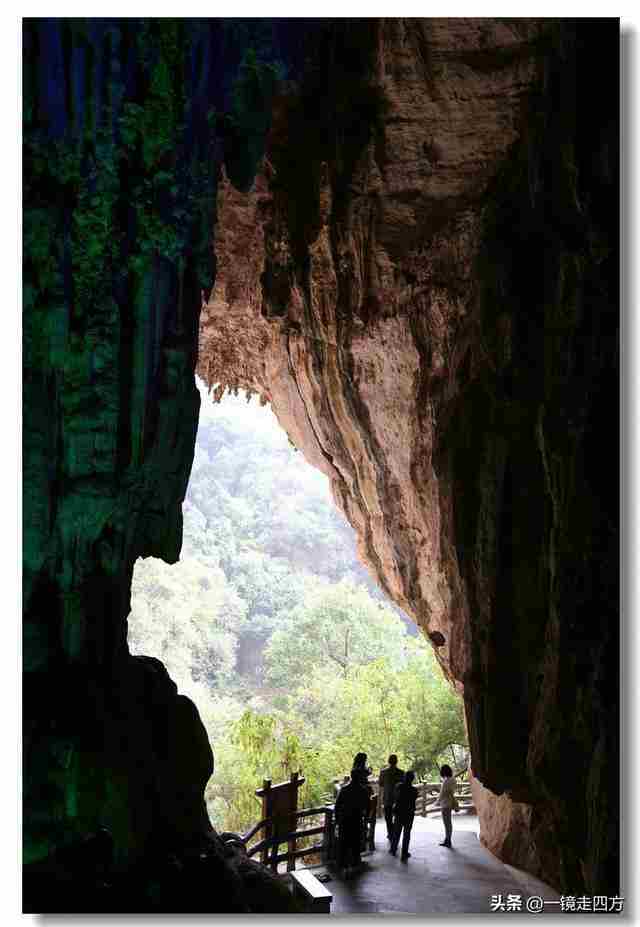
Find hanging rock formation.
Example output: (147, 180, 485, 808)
(22, 16, 618, 910)
(22, 18, 307, 912)
(199, 18, 619, 895)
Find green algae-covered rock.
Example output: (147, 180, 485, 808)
(23, 17, 321, 911)
(21, 18, 299, 910)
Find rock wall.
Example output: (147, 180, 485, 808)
(22, 18, 308, 912)
(22, 16, 618, 908)
(23, 19, 209, 873)
(198, 18, 619, 894)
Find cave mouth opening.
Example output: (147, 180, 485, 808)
(128, 378, 467, 835)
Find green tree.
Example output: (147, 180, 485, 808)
(264, 580, 408, 685)
(128, 553, 244, 689)
(128, 381, 467, 833)
(396, 639, 467, 776)
(289, 653, 464, 777)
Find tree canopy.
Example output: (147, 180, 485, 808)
(264, 580, 409, 684)
(128, 380, 467, 833)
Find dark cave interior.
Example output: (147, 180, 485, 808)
(22, 17, 619, 913)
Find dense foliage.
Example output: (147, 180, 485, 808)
(129, 381, 466, 833)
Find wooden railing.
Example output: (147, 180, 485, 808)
(332, 772, 475, 818)
(415, 779, 475, 816)
(240, 805, 337, 873)
(229, 794, 378, 873)
(222, 771, 473, 874)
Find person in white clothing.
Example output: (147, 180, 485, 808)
(435, 764, 459, 847)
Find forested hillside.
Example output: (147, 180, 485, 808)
(128, 380, 466, 832)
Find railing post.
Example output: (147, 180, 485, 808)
(321, 807, 335, 866)
(374, 781, 383, 818)
(287, 771, 299, 872)
(260, 779, 271, 867)
(255, 770, 305, 874)
(270, 835, 279, 873)
(367, 792, 376, 851)
(422, 782, 427, 817)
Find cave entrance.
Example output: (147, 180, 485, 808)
(128, 378, 467, 835)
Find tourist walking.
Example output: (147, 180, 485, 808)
(435, 764, 460, 848)
(378, 754, 404, 842)
(390, 770, 418, 861)
(334, 765, 369, 876)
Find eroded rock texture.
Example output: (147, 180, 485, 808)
(199, 18, 619, 894)
(22, 18, 215, 905)
(22, 18, 307, 912)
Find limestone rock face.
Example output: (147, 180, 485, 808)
(22, 16, 618, 909)
(199, 19, 619, 894)
(22, 18, 311, 912)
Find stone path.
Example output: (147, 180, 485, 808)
(318, 816, 561, 915)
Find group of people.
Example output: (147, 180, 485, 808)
(379, 755, 459, 858)
(333, 752, 459, 875)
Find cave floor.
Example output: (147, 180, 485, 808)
(315, 816, 561, 915)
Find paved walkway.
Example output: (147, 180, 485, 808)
(321, 816, 561, 915)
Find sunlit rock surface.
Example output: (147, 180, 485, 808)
(199, 18, 619, 895)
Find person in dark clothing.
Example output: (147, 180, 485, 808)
(390, 770, 418, 861)
(334, 768, 369, 875)
(378, 754, 405, 841)
(352, 752, 373, 800)
(352, 752, 372, 779)
(351, 752, 374, 853)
